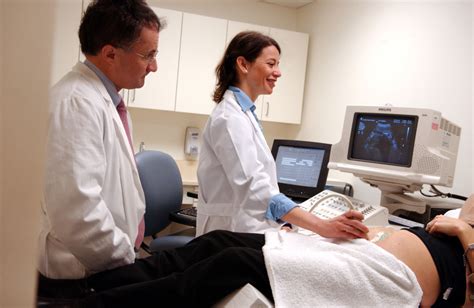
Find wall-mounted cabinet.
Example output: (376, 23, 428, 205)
(262, 28, 309, 124)
(50, 1, 83, 86)
(129, 7, 182, 111)
(50, 4, 309, 124)
(79, 0, 93, 63)
(174, 13, 227, 115)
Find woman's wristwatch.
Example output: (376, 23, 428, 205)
(464, 243, 474, 268)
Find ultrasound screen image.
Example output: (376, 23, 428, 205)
(350, 113, 418, 166)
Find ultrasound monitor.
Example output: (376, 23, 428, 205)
(350, 113, 417, 167)
(329, 106, 461, 214)
(271, 139, 331, 201)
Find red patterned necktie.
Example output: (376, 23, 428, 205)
(117, 100, 145, 250)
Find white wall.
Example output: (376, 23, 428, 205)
(1, 0, 53, 306)
(297, 0, 472, 204)
(130, 108, 300, 159)
(131, 1, 301, 159)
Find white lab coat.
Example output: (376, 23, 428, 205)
(197, 90, 281, 235)
(38, 62, 145, 279)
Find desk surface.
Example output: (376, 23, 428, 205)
(175, 160, 198, 186)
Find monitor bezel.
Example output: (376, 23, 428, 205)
(271, 139, 331, 200)
(347, 112, 419, 168)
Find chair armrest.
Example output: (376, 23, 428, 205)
(187, 191, 199, 199)
(169, 210, 196, 227)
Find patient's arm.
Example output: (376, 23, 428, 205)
(426, 215, 474, 306)
(426, 215, 474, 275)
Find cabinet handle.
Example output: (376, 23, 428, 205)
(131, 90, 136, 103)
(266, 102, 270, 117)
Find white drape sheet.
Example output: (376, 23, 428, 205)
(263, 231, 422, 308)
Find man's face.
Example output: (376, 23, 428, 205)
(114, 26, 159, 90)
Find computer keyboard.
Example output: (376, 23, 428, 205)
(176, 207, 197, 217)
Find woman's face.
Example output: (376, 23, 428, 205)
(242, 45, 281, 101)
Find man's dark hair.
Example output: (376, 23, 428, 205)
(79, 0, 162, 55)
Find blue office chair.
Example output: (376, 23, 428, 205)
(135, 150, 194, 253)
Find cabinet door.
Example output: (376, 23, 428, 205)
(226, 21, 269, 118)
(129, 7, 182, 111)
(78, 0, 93, 63)
(262, 28, 309, 124)
(50, 1, 83, 86)
(175, 13, 228, 115)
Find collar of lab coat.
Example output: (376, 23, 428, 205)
(223, 90, 266, 142)
(83, 59, 122, 107)
(72, 62, 138, 172)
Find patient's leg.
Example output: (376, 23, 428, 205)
(87, 230, 265, 290)
(82, 246, 272, 307)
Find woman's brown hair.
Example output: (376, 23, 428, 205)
(213, 31, 281, 103)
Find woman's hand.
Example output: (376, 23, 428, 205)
(282, 208, 369, 240)
(316, 210, 369, 240)
(425, 215, 471, 238)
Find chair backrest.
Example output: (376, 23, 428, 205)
(135, 150, 183, 236)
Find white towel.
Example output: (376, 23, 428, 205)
(263, 231, 422, 308)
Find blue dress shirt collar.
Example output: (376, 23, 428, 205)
(84, 59, 122, 107)
(229, 86, 256, 113)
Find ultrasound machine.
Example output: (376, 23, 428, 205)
(329, 105, 462, 223)
(175, 106, 462, 227)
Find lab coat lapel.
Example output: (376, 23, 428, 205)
(245, 109, 269, 149)
(75, 62, 138, 173)
(109, 102, 137, 167)
(227, 90, 270, 156)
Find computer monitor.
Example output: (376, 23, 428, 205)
(329, 106, 461, 214)
(271, 139, 331, 201)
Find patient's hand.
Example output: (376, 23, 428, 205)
(425, 215, 471, 238)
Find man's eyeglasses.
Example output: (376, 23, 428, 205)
(135, 50, 159, 64)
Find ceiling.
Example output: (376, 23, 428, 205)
(261, 0, 315, 9)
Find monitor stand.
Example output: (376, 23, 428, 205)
(381, 191, 426, 214)
(362, 179, 426, 214)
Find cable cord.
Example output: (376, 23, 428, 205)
(419, 185, 467, 201)
(309, 192, 354, 212)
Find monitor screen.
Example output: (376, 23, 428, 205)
(349, 113, 418, 167)
(271, 140, 331, 200)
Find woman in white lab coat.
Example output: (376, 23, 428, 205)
(197, 31, 368, 239)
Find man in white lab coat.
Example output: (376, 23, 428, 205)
(38, 0, 274, 306)
(39, 5, 157, 280)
